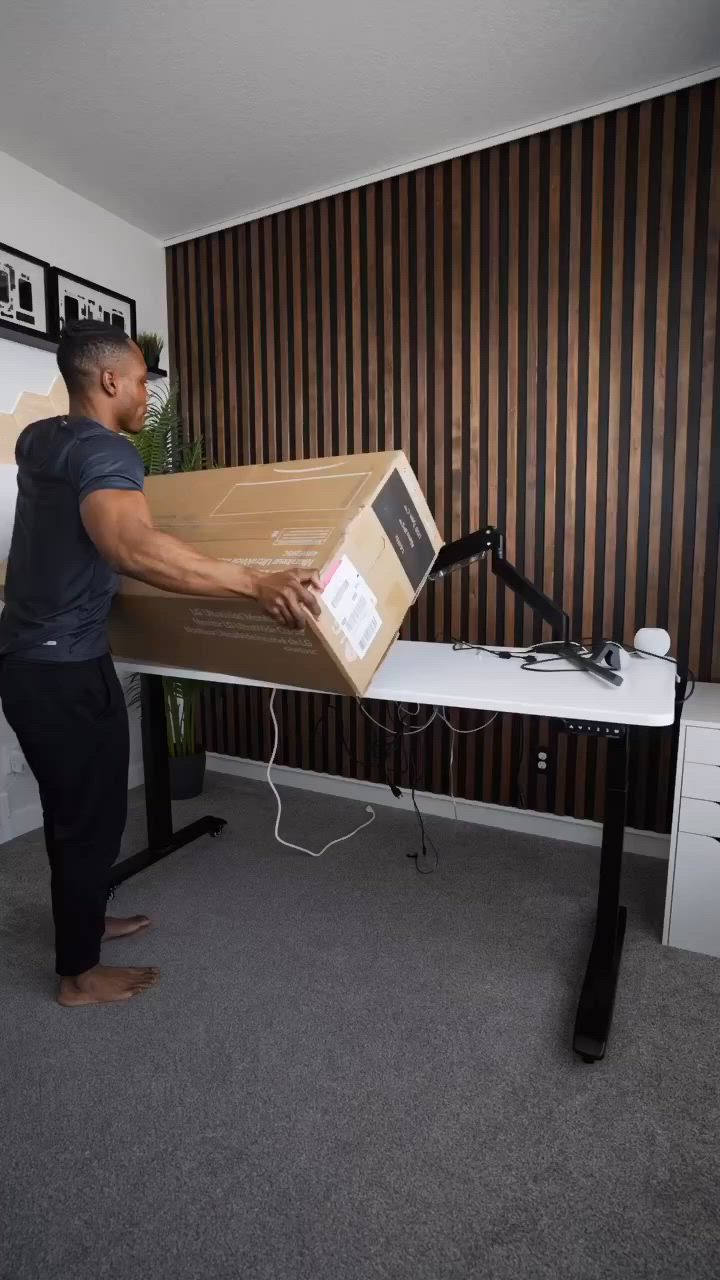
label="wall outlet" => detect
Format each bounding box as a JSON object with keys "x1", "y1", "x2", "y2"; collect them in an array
[
  {"x1": 536, "y1": 748, "x2": 550, "y2": 776},
  {"x1": 9, "y1": 750, "x2": 26, "y2": 775}
]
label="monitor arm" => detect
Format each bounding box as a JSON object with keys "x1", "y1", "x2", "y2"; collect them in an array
[{"x1": 429, "y1": 527, "x2": 622, "y2": 686}]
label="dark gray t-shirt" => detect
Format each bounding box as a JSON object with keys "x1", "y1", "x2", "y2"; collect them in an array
[{"x1": 0, "y1": 416, "x2": 145, "y2": 661}]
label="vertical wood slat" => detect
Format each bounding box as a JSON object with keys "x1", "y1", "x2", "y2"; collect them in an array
[
  {"x1": 690, "y1": 83, "x2": 720, "y2": 673},
  {"x1": 483, "y1": 149, "x2": 501, "y2": 808},
  {"x1": 166, "y1": 81, "x2": 720, "y2": 833}
]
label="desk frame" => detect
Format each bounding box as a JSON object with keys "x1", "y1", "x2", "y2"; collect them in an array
[
  {"x1": 109, "y1": 674, "x2": 226, "y2": 886},
  {"x1": 110, "y1": 670, "x2": 675, "y2": 1064}
]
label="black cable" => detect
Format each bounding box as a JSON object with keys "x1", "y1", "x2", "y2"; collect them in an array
[
  {"x1": 313, "y1": 698, "x2": 443, "y2": 870},
  {"x1": 515, "y1": 717, "x2": 527, "y2": 809},
  {"x1": 520, "y1": 657, "x2": 589, "y2": 672},
  {"x1": 451, "y1": 638, "x2": 527, "y2": 660},
  {"x1": 682, "y1": 671, "x2": 696, "y2": 702},
  {"x1": 405, "y1": 736, "x2": 440, "y2": 875}
]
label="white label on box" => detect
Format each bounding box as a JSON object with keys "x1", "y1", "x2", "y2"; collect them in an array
[{"x1": 322, "y1": 555, "x2": 382, "y2": 659}]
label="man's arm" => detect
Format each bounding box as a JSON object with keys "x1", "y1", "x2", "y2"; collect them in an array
[{"x1": 80, "y1": 488, "x2": 321, "y2": 629}]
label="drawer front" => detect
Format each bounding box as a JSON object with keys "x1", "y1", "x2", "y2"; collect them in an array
[
  {"x1": 685, "y1": 727, "x2": 720, "y2": 767},
  {"x1": 668, "y1": 832, "x2": 720, "y2": 959},
  {"x1": 679, "y1": 797, "x2": 720, "y2": 837},
  {"x1": 682, "y1": 762, "x2": 720, "y2": 803}
]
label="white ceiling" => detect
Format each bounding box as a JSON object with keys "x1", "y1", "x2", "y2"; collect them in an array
[{"x1": 0, "y1": 0, "x2": 718, "y2": 244}]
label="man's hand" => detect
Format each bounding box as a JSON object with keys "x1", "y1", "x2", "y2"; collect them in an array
[{"x1": 253, "y1": 570, "x2": 323, "y2": 630}]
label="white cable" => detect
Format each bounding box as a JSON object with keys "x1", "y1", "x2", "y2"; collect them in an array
[
  {"x1": 449, "y1": 731, "x2": 458, "y2": 824},
  {"x1": 439, "y1": 708, "x2": 498, "y2": 733},
  {"x1": 441, "y1": 707, "x2": 498, "y2": 827},
  {"x1": 440, "y1": 711, "x2": 497, "y2": 829},
  {"x1": 267, "y1": 689, "x2": 375, "y2": 857},
  {"x1": 357, "y1": 700, "x2": 438, "y2": 735}
]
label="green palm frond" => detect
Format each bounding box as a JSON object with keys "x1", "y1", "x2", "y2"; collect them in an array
[
  {"x1": 124, "y1": 674, "x2": 203, "y2": 756},
  {"x1": 164, "y1": 678, "x2": 203, "y2": 756},
  {"x1": 126, "y1": 382, "x2": 207, "y2": 476},
  {"x1": 132, "y1": 384, "x2": 181, "y2": 475}
]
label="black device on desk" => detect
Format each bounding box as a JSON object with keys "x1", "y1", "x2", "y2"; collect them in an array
[{"x1": 429, "y1": 526, "x2": 623, "y2": 687}]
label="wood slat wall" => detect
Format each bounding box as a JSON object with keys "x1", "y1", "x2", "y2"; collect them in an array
[{"x1": 167, "y1": 80, "x2": 720, "y2": 832}]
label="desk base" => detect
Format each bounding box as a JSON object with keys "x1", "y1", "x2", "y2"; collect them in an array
[
  {"x1": 110, "y1": 673, "x2": 228, "y2": 894},
  {"x1": 570, "y1": 728, "x2": 629, "y2": 1063},
  {"x1": 573, "y1": 906, "x2": 627, "y2": 1061},
  {"x1": 110, "y1": 816, "x2": 227, "y2": 891}
]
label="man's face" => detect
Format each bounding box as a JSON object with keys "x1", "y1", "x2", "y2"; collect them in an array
[{"x1": 111, "y1": 342, "x2": 148, "y2": 433}]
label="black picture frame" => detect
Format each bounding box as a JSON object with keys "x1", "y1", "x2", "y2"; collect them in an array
[
  {"x1": 48, "y1": 267, "x2": 137, "y2": 342},
  {"x1": 0, "y1": 242, "x2": 54, "y2": 350}
]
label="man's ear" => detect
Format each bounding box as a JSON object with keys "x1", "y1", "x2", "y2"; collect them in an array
[{"x1": 101, "y1": 368, "x2": 119, "y2": 397}]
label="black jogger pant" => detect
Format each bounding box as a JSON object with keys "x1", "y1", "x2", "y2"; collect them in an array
[{"x1": 0, "y1": 653, "x2": 130, "y2": 976}]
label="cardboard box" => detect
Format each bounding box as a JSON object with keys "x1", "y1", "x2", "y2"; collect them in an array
[{"x1": 109, "y1": 451, "x2": 443, "y2": 696}]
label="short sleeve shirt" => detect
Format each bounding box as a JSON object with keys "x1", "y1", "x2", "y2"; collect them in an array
[{"x1": 0, "y1": 416, "x2": 145, "y2": 661}]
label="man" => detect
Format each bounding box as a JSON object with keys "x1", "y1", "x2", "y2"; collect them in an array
[{"x1": 0, "y1": 319, "x2": 321, "y2": 1008}]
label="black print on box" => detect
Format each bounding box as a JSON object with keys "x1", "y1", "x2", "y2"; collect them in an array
[{"x1": 372, "y1": 469, "x2": 435, "y2": 592}]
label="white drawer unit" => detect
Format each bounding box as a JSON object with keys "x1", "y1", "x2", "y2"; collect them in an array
[
  {"x1": 678, "y1": 797, "x2": 720, "y2": 837},
  {"x1": 684, "y1": 727, "x2": 720, "y2": 767},
  {"x1": 666, "y1": 834, "x2": 720, "y2": 959},
  {"x1": 681, "y1": 762, "x2": 720, "y2": 803},
  {"x1": 664, "y1": 684, "x2": 720, "y2": 959}
]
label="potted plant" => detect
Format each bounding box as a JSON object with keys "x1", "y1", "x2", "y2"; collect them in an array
[
  {"x1": 136, "y1": 330, "x2": 165, "y2": 373},
  {"x1": 163, "y1": 677, "x2": 206, "y2": 799},
  {"x1": 126, "y1": 384, "x2": 207, "y2": 799}
]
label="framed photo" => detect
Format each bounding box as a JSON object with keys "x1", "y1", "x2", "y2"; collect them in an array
[
  {"x1": 0, "y1": 243, "x2": 52, "y2": 346},
  {"x1": 48, "y1": 267, "x2": 137, "y2": 341}
]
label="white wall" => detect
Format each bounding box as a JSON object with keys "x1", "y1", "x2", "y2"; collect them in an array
[
  {"x1": 0, "y1": 151, "x2": 161, "y2": 840},
  {"x1": 0, "y1": 148, "x2": 168, "y2": 412}
]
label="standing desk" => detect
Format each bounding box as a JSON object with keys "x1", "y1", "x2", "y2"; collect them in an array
[{"x1": 112, "y1": 641, "x2": 677, "y2": 1062}]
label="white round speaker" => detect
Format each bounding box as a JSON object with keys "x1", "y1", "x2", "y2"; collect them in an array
[{"x1": 633, "y1": 627, "x2": 671, "y2": 657}]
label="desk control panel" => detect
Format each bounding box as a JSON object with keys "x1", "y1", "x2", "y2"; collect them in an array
[{"x1": 562, "y1": 721, "x2": 625, "y2": 738}]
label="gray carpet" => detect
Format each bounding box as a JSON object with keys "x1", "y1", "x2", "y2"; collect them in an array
[{"x1": 1, "y1": 774, "x2": 719, "y2": 1280}]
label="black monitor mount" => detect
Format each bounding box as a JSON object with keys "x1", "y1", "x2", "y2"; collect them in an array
[{"x1": 429, "y1": 527, "x2": 622, "y2": 687}]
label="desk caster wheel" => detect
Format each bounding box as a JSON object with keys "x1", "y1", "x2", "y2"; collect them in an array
[
  {"x1": 580, "y1": 1054, "x2": 596, "y2": 1064},
  {"x1": 210, "y1": 820, "x2": 226, "y2": 838}
]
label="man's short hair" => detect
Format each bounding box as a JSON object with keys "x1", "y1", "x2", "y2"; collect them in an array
[{"x1": 56, "y1": 319, "x2": 134, "y2": 392}]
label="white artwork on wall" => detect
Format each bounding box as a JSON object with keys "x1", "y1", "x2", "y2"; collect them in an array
[{"x1": 0, "y1": 243, "x2": 50, "y2": 341}]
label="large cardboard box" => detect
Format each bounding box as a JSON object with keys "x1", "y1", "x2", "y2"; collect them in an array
[{"x1": 109, "y1": 451, "x2": 443, "y2": 696}]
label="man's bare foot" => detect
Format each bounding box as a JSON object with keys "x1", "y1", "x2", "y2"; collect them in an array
[
  {"x1": 57, "y1": 964, "x2": 160, "y2": 1007},
  {"x1": 103, "y1": 914, "x2": 152, "y2": 940}
]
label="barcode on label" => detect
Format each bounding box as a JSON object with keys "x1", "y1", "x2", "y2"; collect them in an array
[
  {"x1": 356, "y1": 614, "x2": 380, "y2": 656},
  {"x1": 345, "y1": 597, "x2": 368, "y2": 633}
]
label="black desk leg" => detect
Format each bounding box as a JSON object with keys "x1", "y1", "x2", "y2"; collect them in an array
[
  {"x1": 573, "y1": 732, "x2": 629, "y2": 1063},
  {"x1": 109, "y1": 673, "x2": 227, "y2": 891}
]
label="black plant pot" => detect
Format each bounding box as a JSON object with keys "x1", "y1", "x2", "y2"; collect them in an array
[{"x1": 169, "y1": 750, "x2": 206, "y2": 800}]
